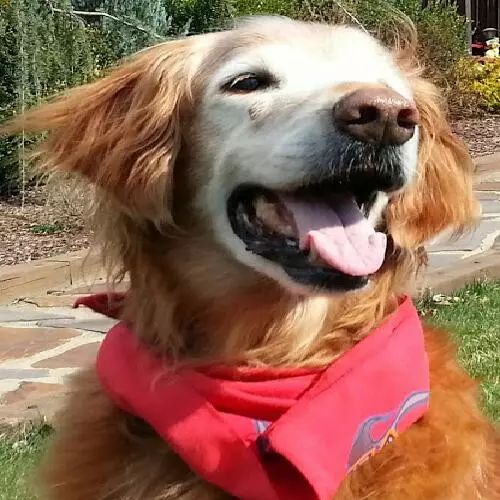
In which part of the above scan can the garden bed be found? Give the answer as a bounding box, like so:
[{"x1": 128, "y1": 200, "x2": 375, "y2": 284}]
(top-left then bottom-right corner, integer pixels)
[
  {"x1": 0, "y1": 186, "x2": 91, "y2": 267},
  {"x1": 452, "y1": 113, "x2": 500, "y2": 157}
]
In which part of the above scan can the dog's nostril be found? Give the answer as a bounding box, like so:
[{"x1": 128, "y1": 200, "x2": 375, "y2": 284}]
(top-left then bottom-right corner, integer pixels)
[
  {"x1": 397, "y1": 107, "x2": 419, "y2": 130},
  {"x1": 354, "y1": 105, "x2": 380, "y2": 125}
]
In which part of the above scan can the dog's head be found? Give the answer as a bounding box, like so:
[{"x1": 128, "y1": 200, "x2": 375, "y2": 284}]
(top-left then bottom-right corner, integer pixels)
[
  {"x1": 194, "y1": 19, "x2": 422, "y2": 294},
  {"x1": 8, "y1": 17, "x2": 477, "y2": 302}
]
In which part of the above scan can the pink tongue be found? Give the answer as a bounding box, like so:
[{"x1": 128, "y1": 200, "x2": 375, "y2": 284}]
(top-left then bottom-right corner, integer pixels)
[{"x1": 282, "y1": 194, "x2": 387, "y2": 276}]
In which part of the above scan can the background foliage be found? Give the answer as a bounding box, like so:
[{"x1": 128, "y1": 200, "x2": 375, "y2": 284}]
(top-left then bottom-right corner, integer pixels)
[
  {"x1": 0, "y1": 0, "x2": 473, "y2": 196},
  {"x1": 0, "y1": 0, "x2": 96, "y2": 195},
  {"x1": 458, "y1": 59, "x2": 500, "y2": 113},
  {"x1": 0, "y1": 0, "x2": 232, "y2": 196}
]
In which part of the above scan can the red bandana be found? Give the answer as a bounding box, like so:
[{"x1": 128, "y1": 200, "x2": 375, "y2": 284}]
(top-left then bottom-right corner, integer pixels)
[{"x1": 76, "y1": 294, "x2": 429, "y2": 500}]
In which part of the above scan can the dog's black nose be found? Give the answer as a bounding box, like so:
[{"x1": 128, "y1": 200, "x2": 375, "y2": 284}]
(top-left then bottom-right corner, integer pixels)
[{"x1": 334, "y1": 88, "x2": 419, "y2": 146}]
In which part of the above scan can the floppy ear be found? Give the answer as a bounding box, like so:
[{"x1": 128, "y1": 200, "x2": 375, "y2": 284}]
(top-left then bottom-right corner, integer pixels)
[
  {"x1": 3, "y1": 39, "x2": 193, "y2": 220},
  {"x1": 387, "y1": 77, "x2": 479, "y2": 248}
]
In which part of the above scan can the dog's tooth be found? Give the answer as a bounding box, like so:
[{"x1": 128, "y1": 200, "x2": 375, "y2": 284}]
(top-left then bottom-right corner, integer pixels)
[
  {"x1": 255, "y1": 197, "x2": 294, "y2": 236},
  {"x1": 308, "y1": 246, "x2": 321, "y2": 265},
  {"x1": 237, "y1": 204, "x2": 252, "y2": 229},
  {"x1": 308, "y1": 245, "x2": 330, "y2": 267},
  {"x1": 281, "y1": 223, "x2": 295, "y2": 237}
]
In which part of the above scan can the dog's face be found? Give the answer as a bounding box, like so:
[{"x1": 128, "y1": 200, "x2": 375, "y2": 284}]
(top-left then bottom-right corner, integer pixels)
[
  {"x1": 12, "y1": 17, "x2": 477, "y2": 300},
  {"x1": 193, "y1": 20, "x2": 420, "y2": 294}
]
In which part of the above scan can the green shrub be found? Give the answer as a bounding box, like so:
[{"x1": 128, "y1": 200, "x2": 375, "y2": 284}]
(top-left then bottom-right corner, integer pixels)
[
  {"x1": 412, "y1": 2, "x2": 468, "y2": 93},
  {"x1": 456, "y1": 59, "x2": 500, "y2": 113},
  {"x1": 0, "y1": 0, "x2": 96, "y2": 197},
  {"x1": 232, "y1": 0, "x2": 292, "y2": 15},
  {"x1": 1, "y1": 0, "x2": 235, "y2": 197}
]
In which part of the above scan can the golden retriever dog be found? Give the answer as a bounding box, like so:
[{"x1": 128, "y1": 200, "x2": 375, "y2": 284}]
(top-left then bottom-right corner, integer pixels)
[{"x1": 6, "y1": 16, "x2": 499, "y2": 500}]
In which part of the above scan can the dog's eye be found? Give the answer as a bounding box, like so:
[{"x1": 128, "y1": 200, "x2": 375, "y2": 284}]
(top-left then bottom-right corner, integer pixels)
[{"x1": 224, "y1": 73, "x2": 273, "y2": 93}]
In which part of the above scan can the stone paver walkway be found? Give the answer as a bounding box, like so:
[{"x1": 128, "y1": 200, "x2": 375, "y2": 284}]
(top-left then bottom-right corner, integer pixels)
[
  {"x1": 0, "y1": 153, "x2": 499, "y2": 426},
  {"x1": 0, "y1": 294, "x2": 116, "y2": 425},
  {"x1": 425, "y1": 153, "x2": 500, "y2": 291},
  {"x1": 427, "y1": 186, "x2": 500, "y2": 267}
]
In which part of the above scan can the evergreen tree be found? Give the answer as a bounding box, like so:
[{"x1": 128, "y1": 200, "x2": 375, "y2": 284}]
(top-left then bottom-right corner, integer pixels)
[
  {"x1": 0, "y1": 0, "x2": 94, "y2": 195},
  {"x1": 0, "y1": 0, "x2": 233, "y2": 195}
]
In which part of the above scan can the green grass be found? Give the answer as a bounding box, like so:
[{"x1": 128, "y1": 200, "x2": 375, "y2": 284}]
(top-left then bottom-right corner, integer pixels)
[
  {"x1": 30, "y1": 222, "x2": 63, "y2": 235},
  {"x1": 0, "y1": 425, "x2": 52, "y2": 500},
  {"x1": 0, "y1": 281, "x2": 498, "y2": 499},
  {"x1": 418, "y1": 280, "x2": 500, "y2": 422}
]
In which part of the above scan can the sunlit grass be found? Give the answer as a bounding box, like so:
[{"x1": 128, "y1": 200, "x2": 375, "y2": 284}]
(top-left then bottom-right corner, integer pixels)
[{"x1": 418, "y1": 280, "x2": 500, "y2": 421}]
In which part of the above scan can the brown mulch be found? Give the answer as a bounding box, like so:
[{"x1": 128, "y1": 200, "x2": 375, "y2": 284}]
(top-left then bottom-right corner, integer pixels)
[
  {"x1": 451, "y1": 114, "x2": 500, "y2": 157},
  {"x1": 0, "y1": 184, "x2": 92, "y2": 267},
  {"x1": 0, "y1": 114, "x2": 499, "y2": 267}
]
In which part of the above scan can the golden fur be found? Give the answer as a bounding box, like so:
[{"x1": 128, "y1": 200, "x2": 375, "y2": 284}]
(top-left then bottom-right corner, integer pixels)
[{"x1": 3, "y1": 16, "x2": 498, "y2": 500}]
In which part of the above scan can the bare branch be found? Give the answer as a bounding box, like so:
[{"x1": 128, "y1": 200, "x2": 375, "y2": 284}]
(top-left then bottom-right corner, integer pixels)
[
  {"x1": 45, "y1": 1, "x2": 165, "y2": 40},
  {"x1": 330, "y1": 0, "x2": 368, "y2": 33},
  {"x1": 303, "y1": 0, "x2": 368, "y2": 34}
]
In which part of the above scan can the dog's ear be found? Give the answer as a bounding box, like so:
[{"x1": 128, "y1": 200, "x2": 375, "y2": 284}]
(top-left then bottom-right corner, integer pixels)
[
  {"x1": 387, "y1": 78, "x2": 479, "y2": 248},
  {"x1": 3, "y1": 39, "x2": 194, "y2": 220}
]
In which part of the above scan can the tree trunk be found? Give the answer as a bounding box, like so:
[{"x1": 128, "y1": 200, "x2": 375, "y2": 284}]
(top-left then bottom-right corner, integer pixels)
[{"x1": 17, "y1": 0, "x2": 26, "y2": 210}]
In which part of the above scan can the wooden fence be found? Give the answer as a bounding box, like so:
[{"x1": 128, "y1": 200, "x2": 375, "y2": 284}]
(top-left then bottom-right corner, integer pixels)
[{"x1": 456, "y1": 0, "x2": 500, "y2": 31}]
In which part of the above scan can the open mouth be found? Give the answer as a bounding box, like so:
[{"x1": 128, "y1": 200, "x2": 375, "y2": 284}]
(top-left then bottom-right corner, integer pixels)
[{"x1": 227, "y1": 173, "x2": 399, "y2": 291}]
